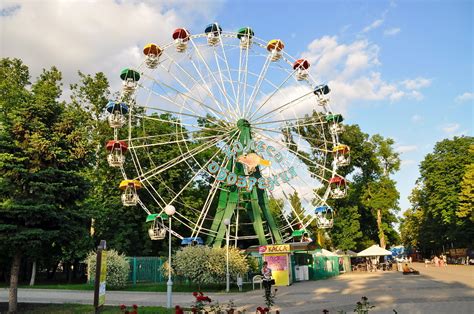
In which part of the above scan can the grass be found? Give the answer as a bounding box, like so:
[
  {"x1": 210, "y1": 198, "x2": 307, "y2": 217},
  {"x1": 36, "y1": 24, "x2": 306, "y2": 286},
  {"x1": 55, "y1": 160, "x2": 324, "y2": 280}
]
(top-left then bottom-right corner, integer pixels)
[
  {"x1": 0, "y1": 303, "x2": 174, "y2": 314},
  {"x1": 7, "y1": 282, "x2": 254, "y2": 293}
]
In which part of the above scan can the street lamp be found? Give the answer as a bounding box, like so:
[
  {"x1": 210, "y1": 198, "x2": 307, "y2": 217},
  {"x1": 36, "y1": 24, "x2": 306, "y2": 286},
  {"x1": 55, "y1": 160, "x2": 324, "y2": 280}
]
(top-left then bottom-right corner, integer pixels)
[
  {"x1": 164, "y1": 204, "x2": 176, "y2": 309},
  {"x1": 223, "y1": 218, "x2": 230, "y2": 293}
]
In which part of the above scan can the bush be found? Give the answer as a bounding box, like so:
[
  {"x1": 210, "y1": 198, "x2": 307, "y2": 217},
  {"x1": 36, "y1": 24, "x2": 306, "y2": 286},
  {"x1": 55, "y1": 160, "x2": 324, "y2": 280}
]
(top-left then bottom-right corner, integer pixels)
[
  {"x1": 173, "y1": 246, "x2": 249, "y2": 287},
  {"x1": 85, "y1": 249, "x2": 129, "y2": 289}
]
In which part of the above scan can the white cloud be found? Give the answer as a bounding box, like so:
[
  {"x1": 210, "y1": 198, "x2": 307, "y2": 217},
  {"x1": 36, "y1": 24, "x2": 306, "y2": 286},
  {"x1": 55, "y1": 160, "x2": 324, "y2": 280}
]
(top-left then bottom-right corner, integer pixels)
[
  {"x1": 400, "y1": 159, "x2": 416, "y2": 167},
  {"x1": 411, "y1": 114, "x2": 422, "y2": 123},
  {"x1": 455, "y1": 92, "x2": 474, "y2": 103},
  {"x1": 362, "y1": 19, "x2": 384, "y2": 33},
  {"x1": 0, "y1": 0, "x2": 222, "y2": 91},
  {"x1": 384, "y1": 27, "x2": 401, "y2": 36},
  {"x1": 299, "y1": 36, "x2": 429, "y2": 113},
  {"x1": 395, "y1": 145, "x2": 418, "y2": 153},
  {"x1": 402, "y1": 77, "x2": 432, "y2": 90},
  {"x1": 442, "y1": 123, "x2": 460, "y2": 134}
]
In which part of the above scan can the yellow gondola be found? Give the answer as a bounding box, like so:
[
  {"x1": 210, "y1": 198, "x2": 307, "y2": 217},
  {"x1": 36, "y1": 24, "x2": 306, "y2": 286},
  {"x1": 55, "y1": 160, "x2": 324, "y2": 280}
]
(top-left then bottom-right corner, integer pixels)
[
  {"x1": 143, "y1": 43, "x2": 162, "y2": 69},
  {"x1": 119, "y1": 180, "x2": 142, "y2": 206},
  {"x1": 332, "y1": 144, "x2": 351, "y2": 167},
  {"x1": 267, "y1": 39, "x2": 285, "y2": 62}
]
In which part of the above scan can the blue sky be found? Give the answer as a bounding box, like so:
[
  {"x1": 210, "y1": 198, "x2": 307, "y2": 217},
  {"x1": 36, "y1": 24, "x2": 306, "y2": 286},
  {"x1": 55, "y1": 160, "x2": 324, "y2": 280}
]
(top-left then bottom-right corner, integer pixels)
[{"x1": 1, "y1": 0, "x2": 472, "y2": 217}]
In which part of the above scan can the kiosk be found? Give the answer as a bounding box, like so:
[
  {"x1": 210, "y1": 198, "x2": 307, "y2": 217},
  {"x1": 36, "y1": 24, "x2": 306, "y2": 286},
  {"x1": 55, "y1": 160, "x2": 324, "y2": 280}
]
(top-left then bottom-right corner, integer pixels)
[{"x1": 259, "y1": 244, "x2": 292, "y2": 286}]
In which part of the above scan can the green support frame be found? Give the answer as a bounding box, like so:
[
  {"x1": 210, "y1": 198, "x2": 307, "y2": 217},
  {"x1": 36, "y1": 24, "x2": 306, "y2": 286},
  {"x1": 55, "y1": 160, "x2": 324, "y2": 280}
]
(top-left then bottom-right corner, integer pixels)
[{"x1": 207, "y1": 119, "x2": 283, "y2": 247}]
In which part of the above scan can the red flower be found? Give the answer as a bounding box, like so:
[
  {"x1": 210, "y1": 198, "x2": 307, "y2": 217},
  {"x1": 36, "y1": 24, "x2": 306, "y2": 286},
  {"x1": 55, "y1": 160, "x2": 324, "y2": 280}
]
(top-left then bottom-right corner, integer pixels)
[
  {"x1": 193, "y1": 291, "x2": 198, "y2": 297},
  {"x1": 132, "y1": 304, "x2": 138, "y2": 309},
  {"x1": 120, "y1": 304, "x2": 127, "y2": 310},
  {"x1": 175, "y1": 305, "x2": 184, "y2": 314},
  {"x1": 196, "y1": 295, "x2": 212, "y2": 302},
  {"x1": 264, "y1": 308, "x2": 270, "y2": 313}
]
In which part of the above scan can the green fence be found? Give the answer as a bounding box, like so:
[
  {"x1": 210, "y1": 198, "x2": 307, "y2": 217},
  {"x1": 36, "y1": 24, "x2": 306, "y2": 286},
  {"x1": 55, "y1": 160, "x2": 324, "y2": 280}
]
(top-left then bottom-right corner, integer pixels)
[{"x1": 126, "y1": 256, "x2": 167, "y2": 285}]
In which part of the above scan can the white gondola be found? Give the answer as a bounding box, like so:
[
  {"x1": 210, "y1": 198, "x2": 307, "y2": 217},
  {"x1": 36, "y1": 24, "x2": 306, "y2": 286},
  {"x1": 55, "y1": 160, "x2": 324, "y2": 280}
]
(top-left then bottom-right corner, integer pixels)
[
  {"x1": 106, "y1": 140, "x2": 128, "y2": 168},
  {"x1": 120, "y1": 69, "x2": 140, "y2": 96},
  {"x1": 329, "y1": 176, "x2": 347, "y2": 199},
  {"x1": 106, "y1": 101, "x2": 128, "y2": 128},
  {"x1": 293, "y1": 59, "x2": 310, "y2": 81},
  {"x1": 107, "y1": 152, "x2": 125, "y2": 167},
  {"x1": 143, "y1": 44, "x2": 162, "y2": 69},
  {"x1": 314, "y1": 84, "x2": 330, "y2": 106},
  {"x1": 333, "y1": 144, "x2": 351, "y2": 167},
  {"x1": 119, "y1": 180, "x2": 141, "y2": 206},
  {"x1": 237, "y1": 27, "x2": 254, "y2": 49},
  {"x1": 267, "y1": 39, "x2": 284, "y2": 62},
  {"x1": 147, "y1": 214, "x2": 167, "y2": 240},
  {"x1": 173, "y1": 28, "x2": 190, "y2": 52},
  {"x1": 329, "y1": 123, "x2": 344, "y2": 135},
  {"x1": 315, "y1": 206, "x2": 334, "y2": 229}
]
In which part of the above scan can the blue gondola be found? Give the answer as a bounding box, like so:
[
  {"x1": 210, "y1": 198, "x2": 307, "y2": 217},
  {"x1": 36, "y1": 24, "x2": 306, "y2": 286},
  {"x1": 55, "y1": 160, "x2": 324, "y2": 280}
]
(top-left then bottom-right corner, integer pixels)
[
  {"x1": 106, "y1": 101, "x2": 129, "y2": 114},
  {"x1": 204, "y1": 23, "x2": 222, "y2": 35},
  {"x1": 315, "y1": 206, "x2": 332, "y2": 214},
  {"x1": 181, "y1": 237, "x2": 204, "y2": 246},
  {"x1": 314, "y1": 84, "x2": 330, "y2": 96}
]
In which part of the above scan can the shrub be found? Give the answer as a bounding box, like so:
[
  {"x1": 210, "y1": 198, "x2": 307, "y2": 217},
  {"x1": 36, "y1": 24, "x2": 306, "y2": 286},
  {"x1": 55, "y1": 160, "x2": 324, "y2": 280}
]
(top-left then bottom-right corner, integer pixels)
[
  {"x1": 85, "y1": 249, "x2": 129, "y2": 289},
  {"x1": 173, "y1": 246, "x2": 249, "y2": 287}
]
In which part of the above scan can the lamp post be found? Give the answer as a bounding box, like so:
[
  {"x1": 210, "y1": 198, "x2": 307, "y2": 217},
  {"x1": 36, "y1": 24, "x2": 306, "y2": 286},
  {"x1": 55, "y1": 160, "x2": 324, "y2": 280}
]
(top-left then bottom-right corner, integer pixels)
[
  {"x1": 223, "y1": 218, "x2": 230, "y2": 293},
  {"x1": 164, "y1": 204, "x2": 176, "y2": 309}
]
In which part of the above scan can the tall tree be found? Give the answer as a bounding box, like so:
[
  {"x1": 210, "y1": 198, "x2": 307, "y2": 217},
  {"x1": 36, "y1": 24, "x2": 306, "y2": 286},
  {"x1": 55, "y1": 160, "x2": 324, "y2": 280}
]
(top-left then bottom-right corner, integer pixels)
[
  {"x1": 401, "y1": 137, "x2": 474, "y2": 255},
  {"x1": 0, "y1": 59, "x2": 91, "y2": 312}
]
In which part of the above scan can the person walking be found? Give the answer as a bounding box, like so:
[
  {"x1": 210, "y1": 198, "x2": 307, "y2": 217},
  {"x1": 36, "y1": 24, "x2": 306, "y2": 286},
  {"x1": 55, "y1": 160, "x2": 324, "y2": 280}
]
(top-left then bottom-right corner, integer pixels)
[
  {"x1": 434, "y1": 255, "x2": 439, "y2": 267},
  {"x1": 261, "y1": 261, "x2": 273, "y2": 298}
]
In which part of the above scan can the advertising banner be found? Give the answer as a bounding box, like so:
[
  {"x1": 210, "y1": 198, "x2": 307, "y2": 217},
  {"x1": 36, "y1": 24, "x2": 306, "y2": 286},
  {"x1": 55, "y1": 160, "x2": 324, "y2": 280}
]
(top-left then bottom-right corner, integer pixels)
[{"x1": 264, "y1": 253, "x2": 290, "y2": 286}]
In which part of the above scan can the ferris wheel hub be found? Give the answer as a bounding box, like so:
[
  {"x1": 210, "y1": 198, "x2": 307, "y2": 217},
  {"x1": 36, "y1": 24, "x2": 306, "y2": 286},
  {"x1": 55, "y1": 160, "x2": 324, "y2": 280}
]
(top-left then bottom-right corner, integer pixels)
[{"x1": 237, "y1": 119, "x2": 251, "y2": 129}]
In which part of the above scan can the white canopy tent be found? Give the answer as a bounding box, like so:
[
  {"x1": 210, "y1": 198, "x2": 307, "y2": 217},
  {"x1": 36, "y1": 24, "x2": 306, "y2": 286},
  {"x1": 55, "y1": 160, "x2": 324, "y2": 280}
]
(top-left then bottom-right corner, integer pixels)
[{"x1": 357, "y1": 245, "x2": 392, "y2": 257}]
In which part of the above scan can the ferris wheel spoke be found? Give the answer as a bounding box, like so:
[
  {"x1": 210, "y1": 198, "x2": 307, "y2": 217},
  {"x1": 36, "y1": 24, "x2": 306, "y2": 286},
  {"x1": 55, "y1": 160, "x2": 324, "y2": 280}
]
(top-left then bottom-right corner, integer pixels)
[
  {"x1": 135, "y1": 132, "x2": 232, "y2": 182},
  {"x1": 248, "y1": 70, "x2": 297, "y2": 122},
  {"x1": 216, "y1": 31, "x2": 239, "y2": 114},
  {"x1": 243, "y1": 54, "x2": 271, "y2": 119},
  {"x1": 187, "y1": 41, "x2": 238, "y2": 121},
  {"x1": 140, "y1": 73, "x2": 228, "y2": 121},
  {"x1": 130, "y1": 134, "x2": 225, "y2": 149},
  {"x1": 209, "y1": 43, "x2": 240, "y2": 117},
  {"x1": 157, "y1": 52, "x2": 231, "y2": 121},
  {"x1": 252, "y1": 90, "x2": 315, "y2": 123},
  {"x1": 253, "y1": 125, "x2": 333, "y2": 146},
  {"x1": 240, "y1": 44, "x2": 252, "y2": 120},
  {"x1": 133, "y1": 114, "x2": 231, "y2": 134}
]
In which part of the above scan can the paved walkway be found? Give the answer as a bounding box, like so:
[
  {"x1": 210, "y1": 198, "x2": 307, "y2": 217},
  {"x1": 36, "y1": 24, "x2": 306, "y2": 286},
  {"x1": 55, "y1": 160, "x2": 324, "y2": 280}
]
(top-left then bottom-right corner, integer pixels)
[{"x1": 1, "y1": 264, "x2": 473, "y2": 313}]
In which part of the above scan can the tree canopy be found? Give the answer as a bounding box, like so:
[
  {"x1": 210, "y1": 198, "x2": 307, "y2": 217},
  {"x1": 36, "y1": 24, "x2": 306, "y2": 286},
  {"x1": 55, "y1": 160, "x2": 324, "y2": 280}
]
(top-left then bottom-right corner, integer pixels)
[{"x1": 400, "y1": 136, "x2": 474, "y2": 255}]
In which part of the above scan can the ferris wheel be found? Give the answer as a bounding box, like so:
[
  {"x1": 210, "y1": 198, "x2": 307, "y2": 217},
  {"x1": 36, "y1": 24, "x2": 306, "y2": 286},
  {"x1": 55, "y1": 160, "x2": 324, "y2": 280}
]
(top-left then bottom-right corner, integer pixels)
[{"x1": 105, "y1": 24, "x2": 350, "y2": 247}]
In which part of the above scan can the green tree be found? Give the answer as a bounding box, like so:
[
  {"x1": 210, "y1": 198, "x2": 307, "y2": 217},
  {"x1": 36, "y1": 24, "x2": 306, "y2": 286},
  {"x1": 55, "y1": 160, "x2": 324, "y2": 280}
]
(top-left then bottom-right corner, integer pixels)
[
  {"x1": 0, "y1": 59, "x2": 92, "y2": 312},
  {"x1": 457, "y1": 146, "x2": 474, "y2": 222},
  {"x1": 401, "y1": 137, "x2": 474, "y2": 255}
]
